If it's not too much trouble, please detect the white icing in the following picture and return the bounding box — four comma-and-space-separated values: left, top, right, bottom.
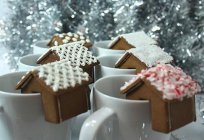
86, 39, 90, 43
80, 36, 85, 40
59, 34, 64, 38
72, 38, 78, 42
51, 42, 98, 66
77, 31, 84, 36
127, 45, 173, 67
65, 36, 71, 41
62, 39, 68, 43
108, 36, 120, 48
35, 60, 89, 92
108, 31, 157, 48
74, 34, 79, 38
120, 76, 139, 91
54, 41, 58, 46
67, 32, 73, 37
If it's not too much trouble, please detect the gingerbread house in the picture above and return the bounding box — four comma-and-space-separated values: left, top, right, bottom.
37, 42, 99, 82
47, 31, 92, 48
115, 45, 173, 73
108, 31, 157, 50
120, 64, 201, 133
16, 60, 91, 123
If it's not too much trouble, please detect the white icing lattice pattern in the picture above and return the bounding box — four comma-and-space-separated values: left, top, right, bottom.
108, 31, 157, 48
35, 60, 89, 92
127, 45, 173, 67
51, 42, 98, 66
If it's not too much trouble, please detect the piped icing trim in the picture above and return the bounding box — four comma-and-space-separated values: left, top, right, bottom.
51, 42, 98, 66
127, 45, 173, 67
51, 32, 91, 46
35, 60, 89, 92
108, 31, 157, 48
121, 64, 201, 100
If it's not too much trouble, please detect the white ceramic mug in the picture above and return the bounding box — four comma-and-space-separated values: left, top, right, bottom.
0, 72, 72, 140
18, 54, 41, 71
93, 40, 125, 57
17, 55, 91, 139
32, 40, 49, 54
94, 54, 136, 80
79, 75, 170, 140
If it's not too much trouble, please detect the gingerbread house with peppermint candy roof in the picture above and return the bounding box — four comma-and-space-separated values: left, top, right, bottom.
115, 45, 173, 73
108, 31, 157, 50
16, 60, 91, 123
47, 31, 92, 48
120, 64, 201, 133
37, 42, 99, 82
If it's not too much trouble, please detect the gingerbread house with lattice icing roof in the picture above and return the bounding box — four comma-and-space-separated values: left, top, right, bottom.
37, 42, 99, 82
16, 60, 91, 123
115, 44, 173, 73
47, 31, 92, 48
120, 64, 201, 133
108, 31, 157, 50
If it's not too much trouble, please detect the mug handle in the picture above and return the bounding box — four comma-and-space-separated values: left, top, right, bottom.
79, 107, 117, 140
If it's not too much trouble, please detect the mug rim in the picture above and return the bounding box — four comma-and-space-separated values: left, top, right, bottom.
0, 71, 40, 97
94, 40, 125, 52
32, 39, 50, 49
97, 54, 136, 72
19, 54, 41, 69
94, 75, 148, 103
20, 54, 41, 62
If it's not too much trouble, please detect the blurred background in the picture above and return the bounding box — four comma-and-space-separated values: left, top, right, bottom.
0, 0, 203, 92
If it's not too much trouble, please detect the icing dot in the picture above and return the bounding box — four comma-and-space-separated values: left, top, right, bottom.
67, 32, 73, 37
65, 36, 71, 41
74, 34, 79, 38
80, 36, 85, 40
54, 41, 58, 46
72, 38, 77, 42
63, 39, 68, 43
77, 31, 83, 36
59, 34, 64, 38
86, 39, 90, 43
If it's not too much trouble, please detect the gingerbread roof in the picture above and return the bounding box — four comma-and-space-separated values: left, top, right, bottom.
121, 64, 201, 100
16, 60, 90, 92
48, 31, 91, 47
108, 31, 157, 48
116, 45, 173, 68
37, 41, 99, 67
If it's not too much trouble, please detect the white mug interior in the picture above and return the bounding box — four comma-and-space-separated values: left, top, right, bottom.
32, 40, 49, 54
18, 54, 41, 71
93, 40, 125, 57
95, 55, 136, 80
80, 75, 170, 140
0, 72, 71, 140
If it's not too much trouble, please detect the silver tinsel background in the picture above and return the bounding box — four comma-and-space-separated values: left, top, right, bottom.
0, 0, 203, 91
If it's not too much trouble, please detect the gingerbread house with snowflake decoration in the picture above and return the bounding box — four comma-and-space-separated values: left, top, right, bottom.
115, 45, 173, 73
120, 64, 201, 133
37, 42, 99, 82
108, 31, 157, 50
48, 31, 92, 48
16, 61, 91, 123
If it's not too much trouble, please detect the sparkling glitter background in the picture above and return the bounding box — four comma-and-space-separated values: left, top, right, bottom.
0, 0, 203, 91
